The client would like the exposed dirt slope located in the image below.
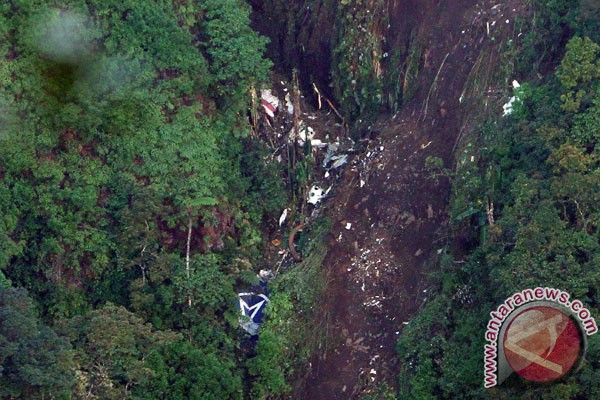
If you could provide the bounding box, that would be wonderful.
[293,0,526,398]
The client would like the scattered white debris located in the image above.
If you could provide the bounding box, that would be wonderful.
[370,369,377,375]
[279,208,288,226]
[360,179,365,188]
[512,80,520,88]
[345,222,352,230]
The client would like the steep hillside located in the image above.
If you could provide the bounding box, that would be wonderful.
[249,0,590,398]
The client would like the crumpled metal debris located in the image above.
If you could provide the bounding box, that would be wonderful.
[260,89,279,118]
[307,185,326,205]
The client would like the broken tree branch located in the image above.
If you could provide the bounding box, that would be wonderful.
[312,82,345,122]
[421,52,449,121]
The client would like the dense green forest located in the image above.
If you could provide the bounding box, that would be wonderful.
[0,1,287,398]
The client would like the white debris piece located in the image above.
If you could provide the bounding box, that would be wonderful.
[310,139,327,148]
[512,80,520,88]
[370,369,377,375]
[345,222,352,230]
[260,89,279,118]
[285,93,294,115]
[307,185,326,205]
[278,208,288,226]
[503,96,517,116]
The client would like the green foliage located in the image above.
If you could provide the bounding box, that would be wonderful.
[557,36,600,113]
[0,287,73,399]
[56,302,244,399]
[514,0,579,76]
[146,339,243,400]
[0,0,283,398]
[249,218,332,398]
[398,32,600,400]
[201,0,272,112]
[332,0,387,120]
[359,383,397,400]
[248,292,294,398]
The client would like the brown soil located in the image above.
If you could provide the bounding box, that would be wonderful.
[292,0,527,398]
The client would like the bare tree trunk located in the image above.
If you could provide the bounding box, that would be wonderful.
[292,69,300,170]
[186,216,192,307]
[486,198,495,226]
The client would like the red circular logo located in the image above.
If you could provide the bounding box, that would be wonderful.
[503,306,581,382]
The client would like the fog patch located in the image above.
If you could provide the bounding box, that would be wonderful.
[29,9,97,64]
